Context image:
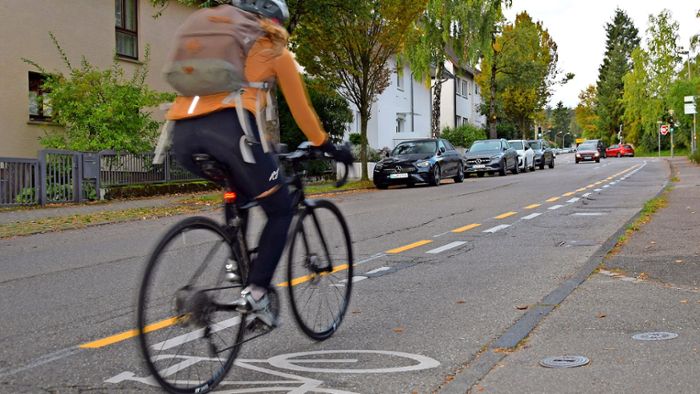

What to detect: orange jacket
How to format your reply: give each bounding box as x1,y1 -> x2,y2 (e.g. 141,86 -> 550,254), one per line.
166,36 -> 328,147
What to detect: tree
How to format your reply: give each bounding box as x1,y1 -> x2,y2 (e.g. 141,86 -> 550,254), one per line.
575,85 -> 599,139
293,0 -> 426,180
23,33 -> 172,153
594,9 -> 640,144
402,0 -> 510,137
551,101 -> 570,137
278,77 -> 352,150
482,12 -> 562,140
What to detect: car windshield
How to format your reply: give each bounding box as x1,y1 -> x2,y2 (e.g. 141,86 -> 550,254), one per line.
529,141 -> 541,149
391,141 -> 436,156
578,143 -> 596,150
470,141 -> 501,152
509,141 -> 524,150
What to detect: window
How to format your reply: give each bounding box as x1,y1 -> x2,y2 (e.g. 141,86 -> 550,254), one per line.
462,80 -> 468,97
443,140 -> 455,151
116,0 -> 138,59
28,72 -> 51,121
396,114 -> 406,133
396,69 -> 404,91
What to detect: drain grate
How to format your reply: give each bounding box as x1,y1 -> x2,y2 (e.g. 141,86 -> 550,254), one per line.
539,355 -> 590,368
632,332 -> 678,341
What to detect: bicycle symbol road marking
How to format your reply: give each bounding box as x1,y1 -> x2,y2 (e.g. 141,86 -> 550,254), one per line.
106,349 -> 440,393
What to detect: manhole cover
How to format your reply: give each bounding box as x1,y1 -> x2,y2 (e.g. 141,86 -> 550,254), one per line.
539,355 -> 590,368
632,332 -> 678,341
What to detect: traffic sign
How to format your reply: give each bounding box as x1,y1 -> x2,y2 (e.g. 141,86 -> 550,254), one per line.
660,124 -> 669,135
685,96 -> 696,115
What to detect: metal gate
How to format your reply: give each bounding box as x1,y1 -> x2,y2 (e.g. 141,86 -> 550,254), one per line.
39,149 -> 81,205
0,158 -> 40,206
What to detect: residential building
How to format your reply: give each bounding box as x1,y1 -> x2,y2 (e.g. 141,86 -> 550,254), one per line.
439,61 -> 486,133
0,0 -> 191,158
344,57 -> 432,150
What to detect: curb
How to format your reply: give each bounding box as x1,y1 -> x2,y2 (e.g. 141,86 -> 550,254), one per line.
439,160 -> 671,394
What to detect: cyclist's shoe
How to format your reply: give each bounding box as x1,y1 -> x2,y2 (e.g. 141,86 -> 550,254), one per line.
233,288 -> 278,328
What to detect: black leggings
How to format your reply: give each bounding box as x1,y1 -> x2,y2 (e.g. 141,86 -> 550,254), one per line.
171,109 -> 293,289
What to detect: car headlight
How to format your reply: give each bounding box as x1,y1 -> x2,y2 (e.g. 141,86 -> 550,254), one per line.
416,161 -> 431,168
490,155 -> 500,161
576,153 -> 581,157
594,152 -> 600,157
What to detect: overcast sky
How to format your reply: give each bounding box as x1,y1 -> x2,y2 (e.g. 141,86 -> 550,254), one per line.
503,0 -> 699,109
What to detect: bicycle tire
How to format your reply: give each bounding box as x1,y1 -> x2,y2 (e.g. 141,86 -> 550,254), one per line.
287,199 -> 353,340
137,216 -> 247,394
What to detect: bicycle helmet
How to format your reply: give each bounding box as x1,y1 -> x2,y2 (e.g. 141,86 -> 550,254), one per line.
230,0 -> 289,24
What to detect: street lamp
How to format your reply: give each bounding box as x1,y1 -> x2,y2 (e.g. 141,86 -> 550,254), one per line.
679,47 -> 696,153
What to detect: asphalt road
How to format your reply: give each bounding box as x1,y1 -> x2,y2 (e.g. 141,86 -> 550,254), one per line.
0,154 -> 668,393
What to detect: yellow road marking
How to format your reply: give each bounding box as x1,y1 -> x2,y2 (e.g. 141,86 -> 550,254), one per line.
277,263 -> 350,287
452,223 -> 481,233
386,240 -> 433,254
606,177 -> 614,180
79,316 -> 180,349
576,187 -> 587,192
586,184 -> 595,188
495,211 -> 517,219
562,192 -> 575,197
546,197 -> 560,202
595,181 -> 603,185
524,203 -> 541,209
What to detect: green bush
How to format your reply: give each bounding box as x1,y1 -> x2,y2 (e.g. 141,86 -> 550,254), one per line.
441,124 -> 487,148
349,133 -> 362,145
351,145 -> 381,162
689,150 -> 700,164
104,180 -> 218,200
15,188 -> 37,204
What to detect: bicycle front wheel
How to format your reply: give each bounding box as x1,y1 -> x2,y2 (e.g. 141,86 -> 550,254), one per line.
137,216 -> 247,394
287,199 -> 353,340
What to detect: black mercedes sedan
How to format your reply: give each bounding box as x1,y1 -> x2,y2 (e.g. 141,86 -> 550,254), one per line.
464,139 -> 519,177
373,138 -> 464,189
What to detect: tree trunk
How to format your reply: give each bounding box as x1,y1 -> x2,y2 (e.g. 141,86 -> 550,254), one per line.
360,104 -> 369,181
488,49 -> 498,139
432,64 -> 444,138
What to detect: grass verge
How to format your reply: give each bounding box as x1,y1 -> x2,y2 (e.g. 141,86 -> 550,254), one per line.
607,189 -> 670,257
0,180 -> 376,238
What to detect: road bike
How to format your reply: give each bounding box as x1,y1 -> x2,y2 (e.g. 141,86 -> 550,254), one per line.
136,143 -> 354,393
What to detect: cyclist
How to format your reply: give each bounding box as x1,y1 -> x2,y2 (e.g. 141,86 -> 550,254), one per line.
165,0 -> 353,327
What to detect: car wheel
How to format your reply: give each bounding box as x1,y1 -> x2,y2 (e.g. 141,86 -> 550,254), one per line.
539,159 -> 545,170
499,160 -> 507,176
453,166 -> 464,183
596,158 -> 600,163
511,158 -> 519,174
522,158 -> 529,173
477,172 -> 485,178
549,158 -> 555,168
530,159 -> 536,171
429,165 -> 441,186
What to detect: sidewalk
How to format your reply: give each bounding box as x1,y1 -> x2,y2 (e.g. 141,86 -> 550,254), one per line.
473,157 -> 700,393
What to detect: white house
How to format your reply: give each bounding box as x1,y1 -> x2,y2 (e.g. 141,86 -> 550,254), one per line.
439,61 -> 486,131
344,57 -> 432,150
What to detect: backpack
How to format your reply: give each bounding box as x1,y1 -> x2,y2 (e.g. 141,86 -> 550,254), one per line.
164,5 -> 267,97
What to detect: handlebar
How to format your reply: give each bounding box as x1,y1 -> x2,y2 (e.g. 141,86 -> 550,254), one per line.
277,142 -> 350,188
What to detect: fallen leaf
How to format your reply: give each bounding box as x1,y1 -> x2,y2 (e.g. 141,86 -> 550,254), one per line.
680,299 -> 689,304
650,241 -> 656,244
596,312 -> 607,318
637,272 -> 649,280
456,300 -> 466,304
475,385 -> 485,392
393,327 -> 404,333
515,304 -> 529,310
675,259 -> 684,263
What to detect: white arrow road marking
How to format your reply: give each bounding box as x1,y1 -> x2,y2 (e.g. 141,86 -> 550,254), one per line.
426,241 -> 466,254
582,193 -> 592,197
484,224 -> 510,233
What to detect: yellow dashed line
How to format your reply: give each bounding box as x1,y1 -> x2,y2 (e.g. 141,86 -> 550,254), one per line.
576,187 -> 587,192
495,211 -> 517,219
586,184 -> 595,188
277,264 -> 350,287
80,316 -> 180,349
386,240 -> 433,254
524,203 -> 541,209
546,197 -> 560,202
562,192 -> 575,197
452,223 -> 481,233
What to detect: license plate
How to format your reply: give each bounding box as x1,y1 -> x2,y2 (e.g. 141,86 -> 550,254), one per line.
473,164 -> 486,169
389,173 -> 408,179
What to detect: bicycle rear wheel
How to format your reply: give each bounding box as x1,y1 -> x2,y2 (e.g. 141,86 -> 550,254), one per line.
137,216 -> 247,394
286,199 -> 353,340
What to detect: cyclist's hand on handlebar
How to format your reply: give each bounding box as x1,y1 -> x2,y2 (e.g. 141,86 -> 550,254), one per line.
319,140 -> 354,165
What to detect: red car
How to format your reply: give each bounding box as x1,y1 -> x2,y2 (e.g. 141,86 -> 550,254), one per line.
606,144 -> 635,157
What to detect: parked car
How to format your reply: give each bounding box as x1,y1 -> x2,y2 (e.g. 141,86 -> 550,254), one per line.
575,141 -> 601,163
527,139 -> 555,169
464,139 -> 519,177
606,143 -> 635,157
373,138 -> 464,189
508,139 -> 536,172
584,139 -> 607,158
